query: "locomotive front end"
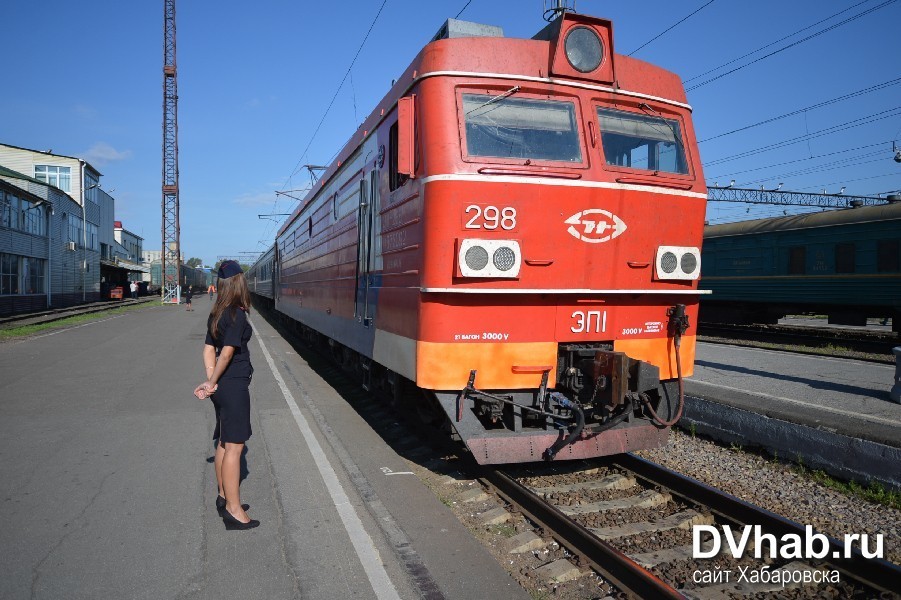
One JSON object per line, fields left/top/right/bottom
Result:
{"left": 412, "top": 11, "right": 707, "bottom": 464}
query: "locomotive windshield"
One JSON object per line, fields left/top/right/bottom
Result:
{"left": 462, "top": 94, "right": 582, "bottom": 162}
{"left": 597, "top": 108, "right": 688, "bottom": 175}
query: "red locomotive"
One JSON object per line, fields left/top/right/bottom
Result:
{"left": 249, "top": 8, "right": 707, "bottom": 464}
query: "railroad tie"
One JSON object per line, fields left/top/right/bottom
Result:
{"left": 589, "top": 509, "right": 714, "bottom": 540}
{"left": 557, "top": 489, "right": 671, "bottom": 515}
{"left": 629, "top": 540, "right": 716, "bottom": 568}
{"left": 455, "top": 487, "right": 489, "bottom": 503}
{"left": 531, "top": 473, "right": 637, "bottom": 496}
{"left": 534, "top": 559, "right": 585, "bottom": 584}
{"left": 478, "top": 507, "right": 511, "bottom": 525}
{"left": 505, "top": 531, "right": 546, "bottom": 554}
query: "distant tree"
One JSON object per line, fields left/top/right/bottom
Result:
{"left": 186, "top": 257, "right": 203, "bottom": 268}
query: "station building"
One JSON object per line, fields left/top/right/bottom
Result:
{"left": 0, "top": 143, "right": 144, "bottom": 316}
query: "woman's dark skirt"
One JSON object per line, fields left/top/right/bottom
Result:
{"left": 211, "top": 377, "right": 252, "bottom": 444}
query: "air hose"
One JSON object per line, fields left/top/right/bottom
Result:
{"left": 542, "top": 394, "right": 585, "bottom": 461}
{"left": 642, "top": 304, "right": 687, "bottom": 427}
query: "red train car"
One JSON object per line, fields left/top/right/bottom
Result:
{"left": 267, "top": 10, "right": 707, "bottom": 464}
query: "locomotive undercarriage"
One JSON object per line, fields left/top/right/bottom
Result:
{"left": 438, "top": 345, "right": 681, "bottom": 464}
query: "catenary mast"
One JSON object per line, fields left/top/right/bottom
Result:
{"left": 161, "top": 0, "right": 181, "bottom": 303}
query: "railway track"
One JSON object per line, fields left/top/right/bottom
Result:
{"left": 698, "top": 321, "right": 898, "bottom": 360}
{"left": 485, "top": 456, "right": 900, "bottom": 599}
{"left": 0, "top": 297, "right": 156, "bottom": 331}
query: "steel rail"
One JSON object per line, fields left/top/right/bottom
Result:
{"left": 481, "top": 467, "right": 684, "bottom": 600}
{"left": 613, "top": 453, "right": 901, "bottom": 595}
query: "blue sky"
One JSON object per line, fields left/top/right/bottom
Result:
{"left": 3, "top": 0, "right": 899, "bottom": 266}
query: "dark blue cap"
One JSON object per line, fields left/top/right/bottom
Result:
{"left": 217, "top": 260, "right": 243, "bottom": 280}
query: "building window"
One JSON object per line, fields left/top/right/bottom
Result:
{"left": 1, "top": 191, "right": 22, "bottom": 229}
{"left": 86, "top": 222, "right": 99, "bottom": 251}
{"left": 85, "top": 173, "right": 100, "bottom": 204}
{"left": 0, "top": 191, "right": 13, "bottom": 228}
{"left": 834, "top": 243, "right": 855, "bottom": 274}
{"left": 0, "top": 253, "right": 21, "bottom": 295}
{"left": 788, "top": 247, "right": 806, "bottom": 275}
{"left": 0, "top": 191, "right": 45, "bottom": 235}
{"left": 23, "top": 257, "right": 45, "bottom": 294}
{"left": 23, "top": 203, "right": 46, "bottom": 236}
{"left": 34, "top": 165, "right": 71, "bottom": 193}
{"left": 67, "top": 215, "right": 83, "bottom": 245}
{"left": 878, "top": 240, "right": 900, "bottom": 273}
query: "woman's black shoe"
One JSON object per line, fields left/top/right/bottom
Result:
{"left": 222, "top": 509, "right": 259, "bottom": 531}
{"left": 216, "top": 495, "right": 249, "bottom": 517}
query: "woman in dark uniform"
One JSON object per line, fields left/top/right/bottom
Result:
{"left": 193, "top": 260, "right": 259, "bottom": 530}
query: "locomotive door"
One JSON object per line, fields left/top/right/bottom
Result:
{"left": 355, "top": 170, "right": 378, "bottom": 326}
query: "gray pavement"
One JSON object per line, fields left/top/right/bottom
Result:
{"left": 0, "top": 301, "right": 528, "bottom": 600}
{"left": 688, "top": 342, "right": 901, "bottom": 448}
{"left": 685, "top": 341, "right": 901, "bottom": 488}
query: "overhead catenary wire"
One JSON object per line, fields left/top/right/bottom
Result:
{"left": 279, "top": 0, "right": 389, "bottom": 191}
{"left": 703, "top": 107, "right": 901, "bottom": 167}
{"left": 736, "top": 155, "right": 888, "bottom": 187}
{"left": 260, "top": 0, "right": 390, "bottom": 248}
{"left": 705, "top": 142, "right": 888, "bottom": 180}
{"left": 685, "top": 0, "right": 874, "bottom": 84}
{"left": 699, "top": 78, "right": 901, "bottom": 143}
{"left": 455, "top": 0, "right": 474, "bottom": 19}
{"left": 794, "top": 172, "right": 901, "bottom": 190}
{"left": 685, "top": 0, "right": 898, "bottom": 91}
{"left": 627, "top": 0, "right": 717, "bottom": 56}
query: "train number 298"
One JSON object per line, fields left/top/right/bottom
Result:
{"left": 464, "top": 205, "right": 516, "bottom": 230}
{"left": 571, "top": 310, "right": 607, "bottom": 333}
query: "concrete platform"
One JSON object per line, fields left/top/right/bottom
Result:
{"left": 684, "top": 341, "right": 901, "bottom": 488}
{"left": 0, "top": 302, "right": 528, "bottom": 600}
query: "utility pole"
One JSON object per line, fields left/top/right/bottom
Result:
{"left": 161, "top": 0, "right": 181, "bottom": 304}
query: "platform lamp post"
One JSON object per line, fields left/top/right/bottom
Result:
{"left": 82, "top": 183, "right": 99, "bottom": 303}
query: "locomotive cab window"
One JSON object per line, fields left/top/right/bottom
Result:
{"left": 597, "top": 108, "right": 688, "bottom": 175}
{"left": 461, "top": 94, "right": 582, "bottom": 163}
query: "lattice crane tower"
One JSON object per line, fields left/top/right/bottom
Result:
{"left": 161, "top": 0, "right": 181, "bottom": 304}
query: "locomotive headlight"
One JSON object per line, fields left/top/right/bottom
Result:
{"left": 680, "top": 252, "right": 698, "bottom": 274}
{"left": 465, "top": 245, "right": 490, "bottom": 271}
{"left": 565, "top": 26, "right": 604, "bottom": 73}
{"left": 459, "top": 239, "right": 521, "bottom": 278}
{"left": 660, "top": 251, "right": 678, "bottom": 274}
{"left": 493, "top": 246, "right": 516, "bottom": 271}
{"left": 655, "top": 246, "right": 700, "bottom": 281}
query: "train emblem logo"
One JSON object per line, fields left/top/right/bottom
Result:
{"left": 564, "top": 209, "right": 628, "bottom": 243}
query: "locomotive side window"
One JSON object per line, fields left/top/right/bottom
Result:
{"left": 462, "top": 94, "right": 582, "bottom": 162}
{"left": 835, "top": 243, "right": 856, "bottom": 274}
{"left": 597, "top": 108, "right": 688, "bottom": 175}
{"left": 388, "top": 122, "right": 408, "bottom": 191}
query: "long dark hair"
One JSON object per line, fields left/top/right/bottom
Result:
{"left": 208, "top": 271, "right": 251, "bottom": 340}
